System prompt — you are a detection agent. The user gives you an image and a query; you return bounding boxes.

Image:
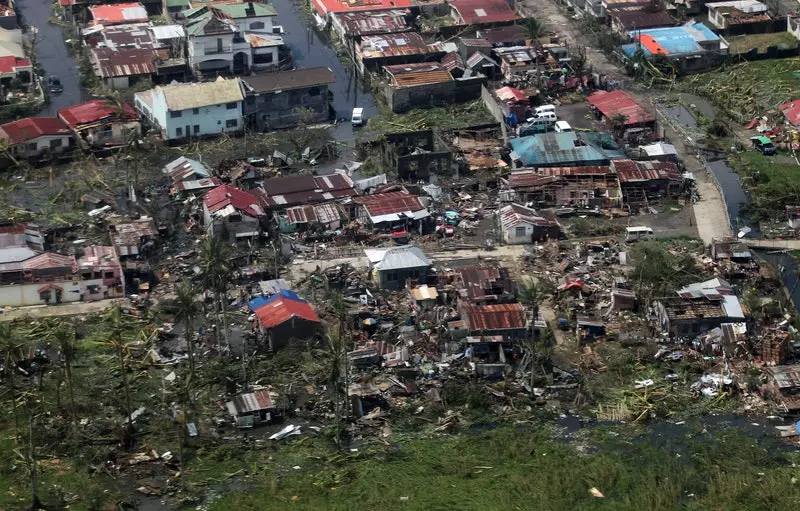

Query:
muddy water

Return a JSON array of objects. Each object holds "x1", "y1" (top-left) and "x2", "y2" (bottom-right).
[
  {"x1": 16, "y1": 0, "x2": 85, "y2": 115},
  {"x1": 272, "y1": 0, "x2": 378, "y2": 142}
]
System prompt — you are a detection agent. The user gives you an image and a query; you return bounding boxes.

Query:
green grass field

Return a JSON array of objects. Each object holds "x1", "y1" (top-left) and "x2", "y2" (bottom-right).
[
  {"x1": 202, "y1": 423, "x2": 800, "y2": 511},
  {"x1": 731, "y1": 151, "x2": 800, "y2": 221}
]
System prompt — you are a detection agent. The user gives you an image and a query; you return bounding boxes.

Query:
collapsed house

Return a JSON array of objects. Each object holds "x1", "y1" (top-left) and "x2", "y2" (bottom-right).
[
  {"x1": 654, "y1": 278, "x2": 745, "y2": 337},
  {"x1": 351, "y1": 192, "x2": 430, "y2": 232},
  {"x1": 497, "y1": 203, "x2": 560, "y2": 244},
  {"x1": 202, "y1": 184, "x2": 265, "y2": 242},
  {"x1": 454, "y1": 263, "x2": 515, "y2": 304},
  {"x1": 225, "y1": 388, "x2": 280, "y2": 428}
]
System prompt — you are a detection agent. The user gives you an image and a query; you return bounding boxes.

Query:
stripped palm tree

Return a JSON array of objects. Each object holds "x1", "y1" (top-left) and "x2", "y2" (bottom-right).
[
  {"x1": 51, "y1": 323, "x2": 78, "y2": 425},
  {"x1": 0, "y1": 322, "x2": 24, "y2": 442},
  {"x1": 200, "y1": 236, "x2": 232, "y2": 347},
  {"x1": 173, "y1": 279, "x2": 200, "y2": 384}
]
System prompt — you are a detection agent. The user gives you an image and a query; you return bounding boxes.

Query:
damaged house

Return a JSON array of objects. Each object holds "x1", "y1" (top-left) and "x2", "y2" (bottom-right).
[
  {"x1": 58, "y1": 100, "x2": 141, "y2": 150},
  {"x1": 505, "y1": 166, "x2": 622, "y2": 209},
  {"x1": 241, "y1": 67, "x2": 335, "y2": 131},
  {"x1": 257, "y1": 173, "x2": 356, "y2": 209},
  {"x1": 355, "y1": 32, "x2": 438, "y2": 74},
  {"x1": 497, "y1": 203, "x2": 560, "y2": 244},
  {"x1": 379, "y1": 129, "x2": 452, "y2": 180},
  {"x1": 454, "y1": 263, "x2": 515, "y2": 304},
  {"x1": 352, "y1": 191, "x2": 430, "y2": 232},
  {"x1": 460, "y1": 303, "x2": 529, "y2": 340},
  {"x1": 654, "y1": 278, "x2": 745, "y2": 337},
  {"x1": 226, "y1": 388, "x2": 280, "y2": 428},
  {"x1": 612, "y1": 159, "x2": 684, "y2": 208},
  {"x1": 252, "y1": 289, "x2": 321, "y2": 351},
  {"x1": 509, "y1": 132, "x2": 626, "y2": 168},
  {"x1": 383, "y1": 61, "x2": 485, "y2": 113},
  {"x1": 0, "y1": 225, "x2": 123, "y2": 306},
  {"x1": 202, "y1": 184, "x2": 265, "y2": 242},
  {"x1": 365, "y1": 245, "x2": 432, "y2": 290},
  {"x1": 278, "y1": 203, "x2": 341, "y2": 233},
  {"x1": 762, "y1": 365, "x2": 800, "y2": 411}
]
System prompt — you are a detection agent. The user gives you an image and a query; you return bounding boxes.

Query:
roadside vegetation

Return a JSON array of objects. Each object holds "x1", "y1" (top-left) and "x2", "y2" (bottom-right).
[
  {"x1": 731, "y1": 151, "x2": 800, "y2": 222},
  {"x1": 685, "y1": 58, "x2": 800, "y2": 123}
]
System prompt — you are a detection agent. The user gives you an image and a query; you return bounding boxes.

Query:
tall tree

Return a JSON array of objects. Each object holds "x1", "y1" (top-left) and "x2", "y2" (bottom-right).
[
  {"x1": 0, "y1": 323, "x2": 23, "y2": 442},
  {"x1": 173, "y1": 279, "x2": 200, "y2": 383},
  {"x1": 522, "y1": 18, "x2": 545, "y2": 41},
  {"x1": 200, "y1": 236, "x2": 231, "y2": 347},
  {"x1": 517, "y1": 280, "x2": 544, "y2": 390}
]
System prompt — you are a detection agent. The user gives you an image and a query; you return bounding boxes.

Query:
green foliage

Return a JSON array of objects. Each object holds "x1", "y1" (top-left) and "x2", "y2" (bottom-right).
[
  {"x1": 732, "y1": 151, "x2": 800, "y2": 221},
  {"x1": 203, "y1": 424, "x2": 800, "y2": 511},
  {"x1": 565, "y1": 217, "x2": 622, "y2": 238},
  {"x1": 631, "y1": 240, "x2": 702, "y2": 299},
  {"x1": 366, "y1": 101, "x2": 494, "y2": 134}
]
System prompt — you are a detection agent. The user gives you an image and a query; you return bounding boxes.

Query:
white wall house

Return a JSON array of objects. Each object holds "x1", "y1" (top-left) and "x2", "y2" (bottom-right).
[
  {"x1": 183, "y1": 2, "x2": 283, "y2": 76},
  {"x1": 0, "y1": 117, "x2": 75, "y2": 160},
  {"x1": 134, "y1": 77, "x2": 244, "y2": 141}
]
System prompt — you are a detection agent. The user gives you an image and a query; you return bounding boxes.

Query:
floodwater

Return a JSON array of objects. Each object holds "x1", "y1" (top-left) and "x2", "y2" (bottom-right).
[
  {"x1": 272, "y1": 0, "x2": 378, "y2": 142},
  {"x1": 16, "y1": 0, "x2": 85, "y2": 115}
]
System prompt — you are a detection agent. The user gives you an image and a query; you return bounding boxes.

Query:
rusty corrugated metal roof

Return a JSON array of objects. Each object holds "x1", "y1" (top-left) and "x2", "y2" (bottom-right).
[{"x1": 462, "y1": 303, "x2": 526, "y2": 331}]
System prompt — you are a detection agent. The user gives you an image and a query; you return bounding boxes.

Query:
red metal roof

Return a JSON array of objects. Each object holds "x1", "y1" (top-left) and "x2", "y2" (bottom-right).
[
  {"x1": 354, "y1": 192, "x2": 425, "y2": 216},
  {"x1": 462, "y1": 303, "x2": 526, "y2": 331},
  {"x1": 254, "y1": 296, "x2": 320, "y2": 329},
  {"x1": 587, "y1": 90, "x2": 654, "y2": 126},
  {"x1": 495, "y1": 86, "x2": 527, "y2": 103},
  {"x1": 0, "y1": 117, "x2": 72, "y2": 145},
  {"x1": 230, "y1": 389, "x2": 274, "y2": 413},
  {"x1": 0, "y1": 56, "x2": 31, "y2": 74},
  {"x1": 449, "y1": 0, "x2": 517, "y2": 24},
  {"x1": 781, "y1": 100, "x2": 800, "y2": 126},
  {"x1": 23, "y1": 252, "x2": 76, "y2": 270},
  {"x1": 612, "y1": 159, "x2": 681, "y2": 183},
  {"x1": 58, "y1": 100, "x2": 139, "y2": 128},
  {"x1": 313, "y1": 0, "x2": 412, "y2": 16},
  {"x1": 203, "y1": 184, "x2": 264, "y2": 217},
  {"x1": 88, "y1": 3, "x2": 148, "y2": 25}
]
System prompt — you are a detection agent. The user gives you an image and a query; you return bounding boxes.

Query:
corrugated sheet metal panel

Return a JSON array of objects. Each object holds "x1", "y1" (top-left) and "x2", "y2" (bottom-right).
[
  {"x1": 393, "y1": 70, "x2": 453, "y2": 87},
  {"x1": 463, "y1": 303, "x2": 525, "y2": 331}
]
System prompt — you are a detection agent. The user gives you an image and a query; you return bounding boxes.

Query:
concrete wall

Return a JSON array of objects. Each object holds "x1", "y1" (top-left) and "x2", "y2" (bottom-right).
[
  {"x1": 502, "y1": 222, "x2": 533, "y2": 244},
  {"x1": 0, "y1": 277, "x2": 122, "y2": 307},
  {"x1": 161, "y1": 99, "x2": 243, "y2": 140},
  {"x1": 387, "y1": 76, "x2": 484, "y2": 113},
  {"x1": 188, "y1": 34, "x2": 235, "y2": 71},
  {"x1": 13, "y1": 134, "x2": 74, "y2": 158},
  {"x1": 244, "y1": 84, "x2": 330, "y2": 131},
  {"x1": 378, "y1": 265, "x2": 429, "y2": 290}
]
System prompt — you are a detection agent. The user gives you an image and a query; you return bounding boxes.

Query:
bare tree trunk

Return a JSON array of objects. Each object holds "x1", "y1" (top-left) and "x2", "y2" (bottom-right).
[
  {"x1": 117, "y1": 345, "x2": 133, "y2": 423},
  {"x1": 65, "y1": 360, "x2": 76, "y2": 425},
  {"x1": 28, "y1": 413, "x2": 42, "y2": 511},
  {"x1": 220, "y1": 288, "x2": 230, "y2": 349},
  {"x1": 212, "y1": 292, "x2": 221, "y2": 347},
  {"x1": 185, "y1": 317, "x2": 195, "y2": 382}
]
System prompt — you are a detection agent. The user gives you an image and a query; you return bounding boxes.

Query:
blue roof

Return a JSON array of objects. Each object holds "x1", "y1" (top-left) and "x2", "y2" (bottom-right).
[
  {"x1": 623, "y1": 23, "x2": 719, "y2": 57},
  {"x1": 249, "y1": 289, "x2": 305, "y2": 311},
  {"x1": 509, "y1": 132, "x2": 625, "y2": 167}
]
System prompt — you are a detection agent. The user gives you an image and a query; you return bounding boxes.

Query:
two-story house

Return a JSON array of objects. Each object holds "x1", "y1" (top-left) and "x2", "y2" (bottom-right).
[
  {"x1": 183, "y1": 2, "x2": 283, "y2": 76},
  {"x1": 133, "y1": 77, "x2": 244, "y2": 141}
]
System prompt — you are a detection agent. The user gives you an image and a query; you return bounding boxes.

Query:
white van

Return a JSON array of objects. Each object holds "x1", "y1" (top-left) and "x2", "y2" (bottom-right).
[
  {"x1": 527, "y1": 111, "x2": 557, "y2": 123},
  {"x1": 625, "y1": 226, "x2": 654, "y2": 242},
  {"x1": 535, "y1": 104, "x2": 556, "y2": 116},
  {"x1": 524, "y1": 117, "x2": 557, "y2": 133},
  {"x1": 554, "y1": 120, "x2": 572, "y2": 132},
  {"x1": 352, "y1": 108, "x2": 364, "y2": 126}
]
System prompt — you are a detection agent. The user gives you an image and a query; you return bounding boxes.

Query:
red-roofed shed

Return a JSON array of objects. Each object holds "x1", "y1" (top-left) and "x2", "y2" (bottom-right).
[
  {"x1": 587, "y1": 90, "x2": 655, "y2": 127},
  {"x1": 781, "y1": 100, "x2": 800, "y2": 127},
  {"x1": 58, "y1": 100, "x2": 139, "y2": 130},
  {"x1": 449, "y1": 0, "x2": 517, "y2": 25}
]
